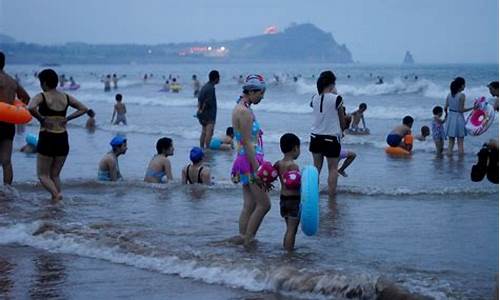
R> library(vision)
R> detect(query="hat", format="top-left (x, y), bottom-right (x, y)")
top-left (110, 135), bottom-right (127, 147)
top-left (190, 147), bottom-right (204, 163)
top-left (243, 74), bottom-right (266, 91)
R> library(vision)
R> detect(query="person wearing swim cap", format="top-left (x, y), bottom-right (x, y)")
top-left (29, 69), bottom-right (88, 200)
top-left (20, 133), bottom-right (38, 154)
top-left (97, 135), bottom-right (127, 181)
top-left (182, 147), bottom-right (211, 184)
top-left (0, 51), bottom-right (30, 185)
top-left (230, 74), bottom-right (270, 248)
top-left (274, 133), bottom-right (301, 251)
top-left (197, 70), bottom-right (220, 149)
top-left (144, 137), bottom-right (174, 183)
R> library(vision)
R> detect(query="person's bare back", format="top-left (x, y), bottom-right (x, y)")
top-left (115, 102), bottom-right (126, 114)
top-left (0, 71), bottom-right (29, 104)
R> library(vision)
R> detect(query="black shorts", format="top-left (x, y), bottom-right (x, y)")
top-left (37, 131), bottom-right (69, 157)
top-left (280, 194), bottom-right (301, 219)
top-left (0, 122), bottom-right (15, 141)
top-left (309, 134), bottom-right (341, 158)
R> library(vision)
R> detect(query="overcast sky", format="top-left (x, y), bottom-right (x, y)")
top-left (1, 0), bottom-right (498, 63)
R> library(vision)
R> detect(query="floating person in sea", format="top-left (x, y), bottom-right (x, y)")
top-left (85, 109), bottom-right (96, 132)
top-left (101, 74), bottom-right (112, 92)
top-left (111, 93), bottom-right (127, 125)
top-left (415, 126), bottom-right (430, 141)
top-left (431, 106), bottom-right (447, 155)
top-left (112, 73), bottom-right (125, 89)
top-left (376, 76), bottom-right (384, 85)
top-left (182, 147), bottom-right (211, 185)
top-left (97, 135), bottom-right (127, 181)
top-left (69, 76), bottom-right (76, 86)
top-left (274, 133), bottom-right (301, 251)
top-left (170, 78), bottom-right (182, 93)
top-left (346, 103), bottom-right (369, 135)
top-left (209, 127), bottom-right (234, 150)
top-left (386, 115), bottom-right (414, 152)
top-left (20, 133), bottom-right (38, 154)
top-left (192, 74), bottom-right (201, 98)
top-left (144, 137), bottom-right (174, 184)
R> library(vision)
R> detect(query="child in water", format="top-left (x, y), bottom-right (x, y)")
top-left (209, 127), bottom-right (234, 150)
top-left (386, 116), bottom-right (414, 151)
top-left (144, 137), bottom-right (174, 183)
top-left (111, 94), bottom-right (127, 125)
top-left (349, 103), bottom-right (368, 133)
top-left (415, 126), bottom-right (430, 141)
top-left (20, 133), bottom-right (38, 154)
top-left (182, 147), bottom-right (211, 184)
top-left (85, 109), bottom-right (96, 132)
top-left (431, 106), bottom-right (447, 154)
top-left (274, 133), bottom-right (301, 251)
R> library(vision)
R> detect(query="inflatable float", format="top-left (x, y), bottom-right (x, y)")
top-left (465, 96), bottom-right (496, 136)
top-left (345, 128), bottom-right (370, 135)
top-left (300, 165), bottom-right (319, 236)
top-left (60, 84), bottom-right (80, 91)
top-left (209, 137), bottom-right (222, 150)
top-left (385, 146), bottom-right (411, 156)
top-left (170, 84), bottom-right (182, 93)
top-left (0, 100), bottom-right (32, 124)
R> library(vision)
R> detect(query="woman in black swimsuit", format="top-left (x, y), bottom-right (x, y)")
top-left (28, 69), bottom-right (88, 200)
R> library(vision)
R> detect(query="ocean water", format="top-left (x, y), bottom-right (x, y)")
top-left (0, 63), bottom-right (498, 299)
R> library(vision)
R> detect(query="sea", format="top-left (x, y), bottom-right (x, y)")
top-left (0, 62), bottom-right (498, 299)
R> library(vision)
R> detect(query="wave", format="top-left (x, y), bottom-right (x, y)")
top-left (0, 221), bottom-right (436, 299)
top-left (10, 178), bottom-right (497, 197)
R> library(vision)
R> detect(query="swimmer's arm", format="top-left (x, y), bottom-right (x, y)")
top-left (28, 94), bottom-right (45, 123)
top-left (123, 104), bottom-right (127, 114)
top-left (111, 105), bottom-right (116, 122)
top-left (202, 168), bottom-right (211, 185)
top-left (66, 95), bottom-right (88, 122)
top-left (164, 159), bottom-right (173, 181)
top-left (361, 114), bottom-right (366, 129)
top-left (459, 94), bottom-right (473, 112)
top-left (16, 84), bottom-right (30, 104)
top-left (240, 110), bottom-right (258, 173)
top-left (181, 167), bottom-right (187, 184)
top-left (108, 158), bottom-right (119, 181)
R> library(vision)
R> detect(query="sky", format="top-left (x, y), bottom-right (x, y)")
top-left (1, 0), bottom-right (498, 63)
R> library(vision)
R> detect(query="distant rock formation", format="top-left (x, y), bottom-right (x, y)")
top-left (402, 51), bottom-right (415, 64)
top-left (0, 34), bottom-right (16, 44)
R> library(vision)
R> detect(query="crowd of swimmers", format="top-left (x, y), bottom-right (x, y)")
top-left (0, 50), bottom-right (498, 252)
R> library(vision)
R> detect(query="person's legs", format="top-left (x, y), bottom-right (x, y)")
top-left (457, 137), bottom-right (465, 155)
top-left (239, 185), bottom-right (256, 237)
top-left (37, 154), bottom-right (60, 200)
top-left (244, 183), bottom-right (270, 246)
top-left (0, 140), bottom-right (13, 185)
top-left (448, 137), bottom-right (456, 155)
top-left (338, 152), bottom-right (356, 177)
top-left (283, 217), bottom-right (300, 251)
top-left (326, 157), bottom-right (339, 198)
top-left (199, 125), bottom-right (207, 148)
top-left (312, 153), bottom-right (324, 176)
top-left (50, 156), bottom-right (67, 195)
top-left (435, 139), bottom-right (444, 155)
top-left (204, 122), bottom-right (215, 149)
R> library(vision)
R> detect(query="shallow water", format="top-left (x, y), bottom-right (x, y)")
top-left (1, 63), bottom-right (498, 299)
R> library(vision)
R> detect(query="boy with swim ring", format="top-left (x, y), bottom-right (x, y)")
top-left (144, 137), bottom-right (174, 183)
top-left (274, 133), bottom-right (301, 251)
top-left (386, 116), bottom-right (414, 152)
top-left (98, 135), bottom-right (127, 181)
top-left (182, 147), bottom-right (211, 184)
top-left (209, 127), bottom-right (234, 150)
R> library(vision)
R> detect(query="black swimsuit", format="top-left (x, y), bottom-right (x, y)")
top-left (37, 93), bottom-right (70, 157)
top-left (186, 164), bottom-right (204, 184)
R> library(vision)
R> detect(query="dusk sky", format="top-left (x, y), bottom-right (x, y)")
top-left (1, 0), bottom-right (498, 63)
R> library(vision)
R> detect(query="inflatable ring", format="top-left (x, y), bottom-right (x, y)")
top-left (466, 97), bottom-right (496, 136)
top-left (385, 146), bottom-right (411, 156)
top-left (300, 165), bottom-right (319, 236)
top-left (0, 100), bottom-right (32, 124)
top-left (209, 137), bottom-right (222, 150)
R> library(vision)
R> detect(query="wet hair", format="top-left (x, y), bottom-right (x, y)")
top-left (172, 78), bottom-right (176, 82)
top-left (192, 74), bottom-right (197, 79)
top-left (38, 69), bottom-right (59, 89)
top-left (156, 137), bottom-right (173, 154)
top-left (432, 106), bottom-right (443, 115)
top-left (226, 127), bottom-right (234, 137)
top-left (209, 70), bottom-right (220, 82)
top-left (450, 77), bottom-right (465, 96)
top-left (115, 94), bottom-right (122, 101)
top-left (87, 109), bottom-right (95, 117)
top-left (316, 71), bottom-right (336, 94)
top-left (0, 52), bottom-right (4, 69)
top-left (280, 133), bottom-right (300, 154)
top-left (402, 115), bottom-right (414, 127)
top-left (488, 81), bottom-right (499, 89)
top-left (421, 126), bottom-right (430, 136)
top-left (359, 103), bottom-right (367, 110)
